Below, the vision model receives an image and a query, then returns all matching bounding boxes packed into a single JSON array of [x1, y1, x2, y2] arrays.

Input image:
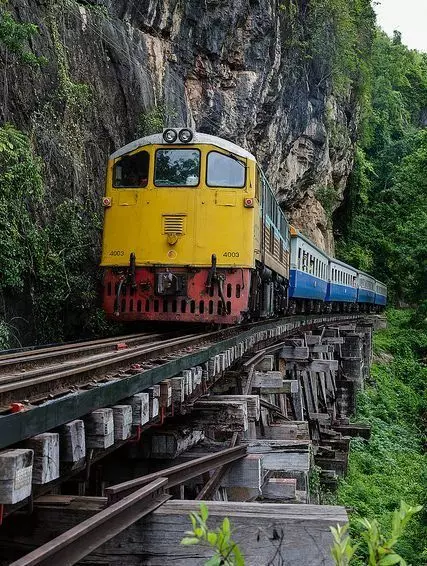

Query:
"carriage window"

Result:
[[113, 151, 150, 188], [298, 247, 302, 270], [302, 252, 308, 271], [154, 149, 200, 187], [207, 151, 246, 188]]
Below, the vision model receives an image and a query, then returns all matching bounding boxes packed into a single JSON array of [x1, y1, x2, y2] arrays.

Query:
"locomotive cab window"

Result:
[[154, 149, 200, 187], [113, 151, 149, 188], [207, 151, 246, 188]]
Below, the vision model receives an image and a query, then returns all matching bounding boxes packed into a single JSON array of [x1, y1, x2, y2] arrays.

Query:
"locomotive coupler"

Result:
[[206, 254, 228, 315]]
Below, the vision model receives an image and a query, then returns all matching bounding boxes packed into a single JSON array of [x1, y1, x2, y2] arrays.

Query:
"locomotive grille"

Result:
[[162, 214, 186, 234]]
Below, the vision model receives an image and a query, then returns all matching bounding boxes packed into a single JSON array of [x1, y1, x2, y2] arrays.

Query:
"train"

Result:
[[100, 128, 387, 324]]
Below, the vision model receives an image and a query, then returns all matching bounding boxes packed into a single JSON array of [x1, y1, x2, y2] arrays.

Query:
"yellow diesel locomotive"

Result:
[[100, 128, 290, 324]]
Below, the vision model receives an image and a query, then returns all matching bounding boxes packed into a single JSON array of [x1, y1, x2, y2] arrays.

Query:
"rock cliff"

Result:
[[0, 0, 363, 343], [1, 0, 357, 248]]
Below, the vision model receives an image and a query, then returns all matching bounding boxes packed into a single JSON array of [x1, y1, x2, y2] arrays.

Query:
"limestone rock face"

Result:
[[0, 0, 357, 258]]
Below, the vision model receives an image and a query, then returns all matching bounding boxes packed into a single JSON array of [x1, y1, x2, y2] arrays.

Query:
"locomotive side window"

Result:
[[154, 149, 200, 187], [207, 151, 246, 188], [113, 151, 149, 188]]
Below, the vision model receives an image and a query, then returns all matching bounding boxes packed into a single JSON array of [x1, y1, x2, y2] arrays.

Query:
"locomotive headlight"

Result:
[[178, 128, 193, 143], [163, 128, 178, 143], [103, 197, 112, 207]]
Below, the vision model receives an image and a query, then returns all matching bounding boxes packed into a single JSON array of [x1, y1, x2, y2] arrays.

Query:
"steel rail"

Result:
[[105, 444, 247, 503], [9, 446, 247, 565], [9, 478, 169, 566], [0, 332, 165, 369], [0, 326, 207, 370], [195, 433, 240, 501], [0, 332, 147, 362], [0, 331, 211, 405], [0, 332, 203, 389]]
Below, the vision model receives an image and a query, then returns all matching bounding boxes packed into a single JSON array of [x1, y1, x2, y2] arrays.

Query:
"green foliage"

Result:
[[331, 523, 359, 566], [279, 0, 375, 95], [307, 0, 375, 96], [0, 124, 44, 291], [0, 1, 46, 67], [316, 185, 340, 221], [181, 503, 245, 566], [336, 310, 427, 565], [136, 104, 176, 138], [47, 2, 92, 111], [336, 31, 427, 304], [331, 502, 423, 565], [0, 124, 113, 347], [30, 198, 103, 343]]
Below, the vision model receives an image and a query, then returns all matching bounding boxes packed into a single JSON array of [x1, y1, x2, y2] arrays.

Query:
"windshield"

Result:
[[206, 151, 246, 187], [154, 149, 200, 187], [113, 151, 149, 188]]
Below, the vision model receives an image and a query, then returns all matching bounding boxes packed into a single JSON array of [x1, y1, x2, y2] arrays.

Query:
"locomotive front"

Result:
[[100, 129, 259, 324]]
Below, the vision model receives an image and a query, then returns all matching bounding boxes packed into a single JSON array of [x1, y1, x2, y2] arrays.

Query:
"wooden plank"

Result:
[[255, 355, 274, 372], [304, 335, 321, 345], [221, 454, 263, 490], [211, 395, 260, 421], [301, 372, 315, 415], [112, 405, 132, 441], [150, 428, 204, 459], [85, 409, 114, 450], [192, 401, 248, 432], [58, 420, 86, 463], [308, 345, 333, 353], [24, 433, 60, 485], [279, 346, 310, 359], [124, 394, 150, 426], [309, 372, 319, 413], [323, 337, 344, 344], [0, 449, 33, 504], [0, 500, 347, 566], [244, 440, 311, 472], [309, 360, 339, 372], [253, 371, 283, 389], [262, 477, 297, 501]]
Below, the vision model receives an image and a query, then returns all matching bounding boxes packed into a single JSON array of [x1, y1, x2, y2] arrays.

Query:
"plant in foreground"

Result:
[[182, 501, 421, 565], [330, 501, 423, 565], [181, 502, 244, 566]]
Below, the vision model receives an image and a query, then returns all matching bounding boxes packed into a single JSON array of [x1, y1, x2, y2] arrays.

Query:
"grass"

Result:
[[335, 308, 427, 565]]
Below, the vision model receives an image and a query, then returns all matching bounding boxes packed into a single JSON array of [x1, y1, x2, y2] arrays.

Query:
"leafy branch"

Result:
[[331, 501, 423, 565], [181, 503, 245, 566]]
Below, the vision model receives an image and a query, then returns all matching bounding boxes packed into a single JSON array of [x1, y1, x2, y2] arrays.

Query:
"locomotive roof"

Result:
[[110, 132, 256, 161]]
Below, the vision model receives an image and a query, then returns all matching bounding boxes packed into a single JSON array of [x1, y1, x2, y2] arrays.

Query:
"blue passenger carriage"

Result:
[[374, 280, 387, 311], [326, 259, 358, 311], [357, 271, 376, 309], [289, 227, 329, 312]]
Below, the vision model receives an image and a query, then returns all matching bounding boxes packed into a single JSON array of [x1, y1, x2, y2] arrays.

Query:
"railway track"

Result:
[[0, 328, 207, 370], [0, 328, 216, 411], [0, 314, 372, 412], [0, 313, 374, 449]]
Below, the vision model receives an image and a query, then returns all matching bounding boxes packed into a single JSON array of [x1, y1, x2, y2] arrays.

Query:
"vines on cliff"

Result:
[[0, 124, 107, 347], [0, 0, 45, 67], [280, 0, 375, 97]]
